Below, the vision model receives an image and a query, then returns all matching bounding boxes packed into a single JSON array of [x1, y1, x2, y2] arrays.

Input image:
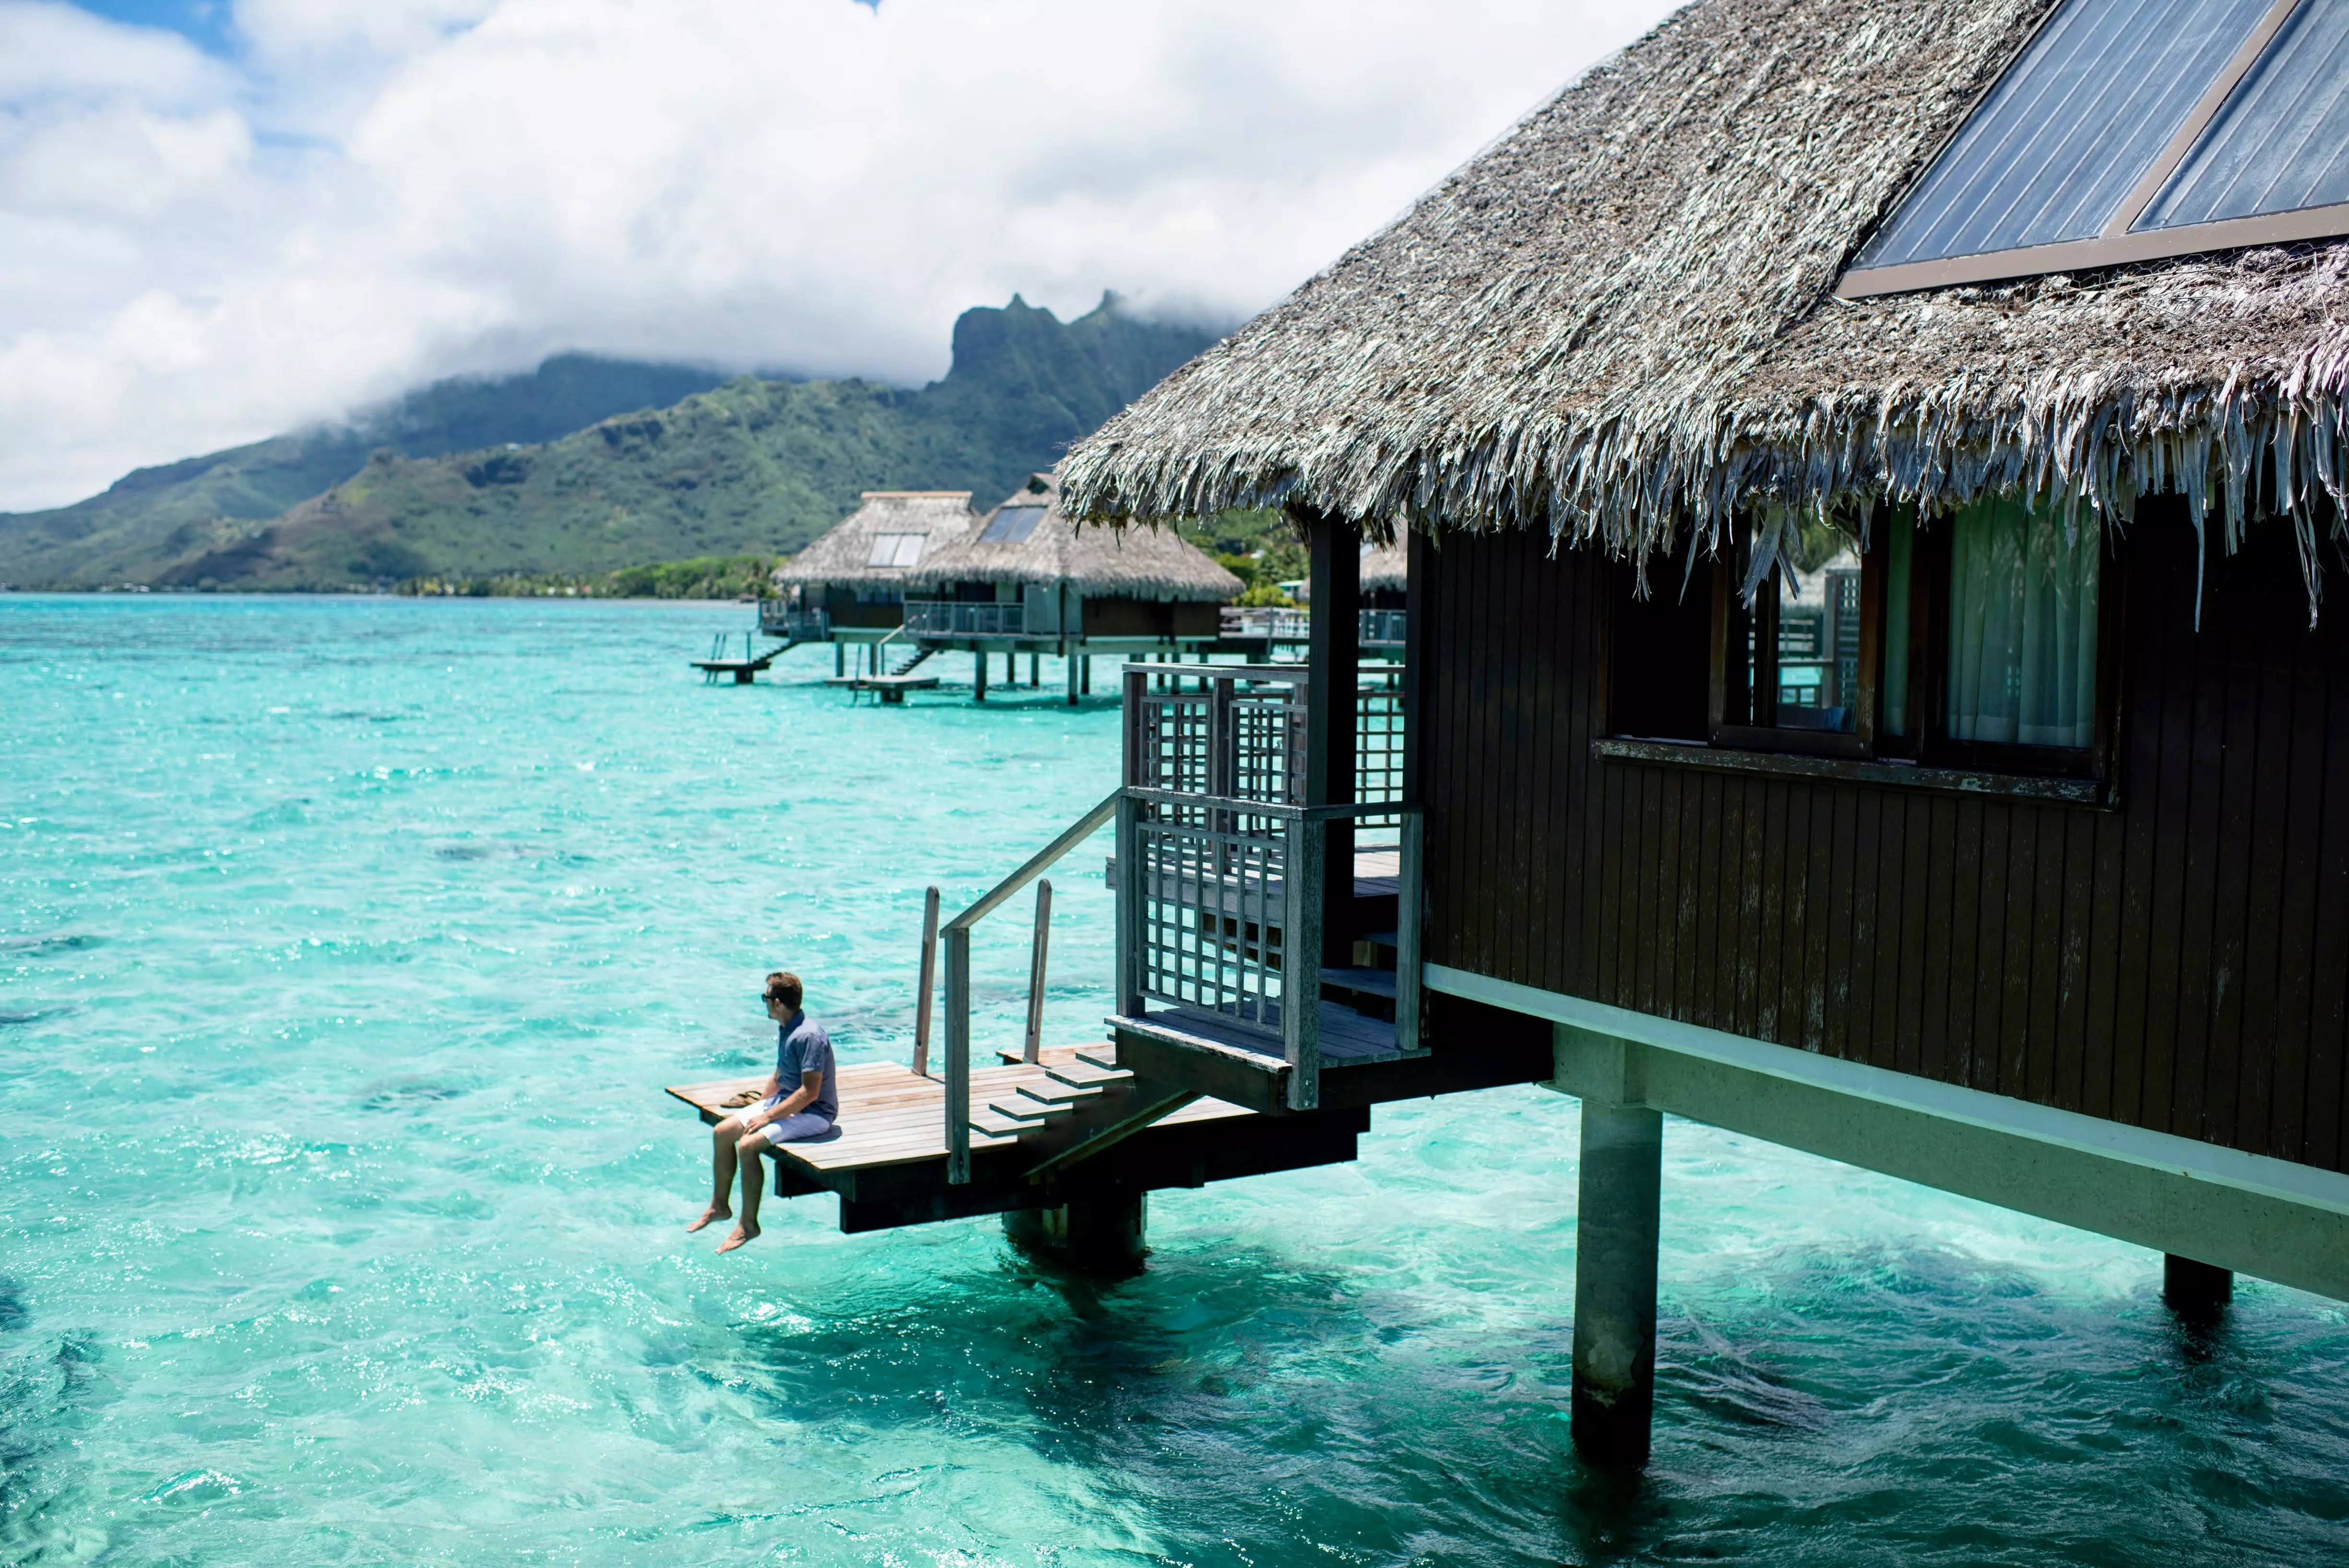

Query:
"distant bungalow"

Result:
[[902, 473, 1240, 699], [767, 491, 980, 673]]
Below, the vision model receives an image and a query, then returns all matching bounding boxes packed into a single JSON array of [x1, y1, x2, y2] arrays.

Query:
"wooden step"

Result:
[[989, 1092, 1070, 1120], [1016, 1079, 1103, 1107], [1046, 1060, 1134, 1089], [1075, 1045, 1121, 1071], [969, 1106, 1046, 1137], [1322, 965, 1399, 999]]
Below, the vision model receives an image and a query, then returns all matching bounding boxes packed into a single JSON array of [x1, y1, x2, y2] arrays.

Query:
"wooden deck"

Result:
[[667, 1045, 1250, 1174], [820, 672, 942, 702], [668, 1043, 1368, 1234]]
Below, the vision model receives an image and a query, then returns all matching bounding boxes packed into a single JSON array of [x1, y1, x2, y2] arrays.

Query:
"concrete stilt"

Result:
[[1029, 653, 1040, 687], [1081, 655, 1091, 695], [834, 642, 845, 677], [1572, 1099, 1663, 1469], [2164, 1253, 2232, 1324], [1005, 1191, 1147, 1274], [1065, 649, 1080, 705], [974, 649, 987, 702]]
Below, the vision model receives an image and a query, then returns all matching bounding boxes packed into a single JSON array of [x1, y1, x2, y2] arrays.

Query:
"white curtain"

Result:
[[1946, 498, 2100, 748]]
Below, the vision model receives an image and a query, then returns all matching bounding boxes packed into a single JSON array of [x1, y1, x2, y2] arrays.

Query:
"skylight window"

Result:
[[2137, 0, 2349, 229], [1840, 0, 2349, 297], [866, 533, 925, 568], [979, 505, 1047, 544]]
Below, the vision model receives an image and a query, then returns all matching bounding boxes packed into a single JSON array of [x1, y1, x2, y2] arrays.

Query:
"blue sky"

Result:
[[66, 2, 237, 52], [0, 0, 1668, 510]]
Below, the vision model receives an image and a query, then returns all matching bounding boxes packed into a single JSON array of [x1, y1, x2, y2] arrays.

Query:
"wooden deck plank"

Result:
[[666, 1045, 1255, 1178]]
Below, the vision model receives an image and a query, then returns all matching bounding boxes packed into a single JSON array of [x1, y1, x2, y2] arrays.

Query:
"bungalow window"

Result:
[[867, 533, 926, 568], [1615, 499, 2118, 783]]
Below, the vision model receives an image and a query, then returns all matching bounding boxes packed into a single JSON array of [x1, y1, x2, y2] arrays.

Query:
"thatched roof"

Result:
[[1060, 0, 2349, 605], [772, 492, 978, 590], [1362, 543, 1407, 594], [907, 474, 1243, 601]]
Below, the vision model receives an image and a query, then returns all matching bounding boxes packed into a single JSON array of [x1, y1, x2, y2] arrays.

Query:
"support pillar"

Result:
[[1298, 505, 1362, 966], [974, 649, 987, 702], [1029, 653, 1040, 687], [1004, 1191, 1147, 1274], [1005, 650, 1016, 687], [1081, 655, 1092, 695], [2164, 1253, 2232, 1325], [1572, 1099, 1662, 1469], [1065, 647, 1080, 705], [834, 641, 845, 678]]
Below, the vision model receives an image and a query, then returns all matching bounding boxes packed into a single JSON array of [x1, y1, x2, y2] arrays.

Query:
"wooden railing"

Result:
[[757, 601, 829, 640], [903, 601, 1030, 638], [937, 788, 1122, 1183], [1117, 788, 1419, 1109]]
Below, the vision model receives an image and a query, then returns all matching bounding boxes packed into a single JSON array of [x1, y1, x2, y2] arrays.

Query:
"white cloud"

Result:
[[0, 0, 1676, 510]]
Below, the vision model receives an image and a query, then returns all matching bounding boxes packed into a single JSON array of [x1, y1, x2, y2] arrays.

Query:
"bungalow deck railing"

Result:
[[1117, 663, 1421, 1108], [937, 788, 1122, 1183], [929, 661, 1418, 1173], [1215, 606, 1410, 649], [903, 601, 1031, 639], [1220, 606, 1313, 641], [756, 601, 830, 641]]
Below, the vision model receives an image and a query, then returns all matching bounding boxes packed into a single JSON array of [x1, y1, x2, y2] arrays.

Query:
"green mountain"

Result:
[[0, 293, 1219, 591], [0, 356, 736, 590]]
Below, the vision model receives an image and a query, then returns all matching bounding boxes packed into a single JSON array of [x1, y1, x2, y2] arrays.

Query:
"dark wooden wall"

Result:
[[1415, 503, 2349, 1173]]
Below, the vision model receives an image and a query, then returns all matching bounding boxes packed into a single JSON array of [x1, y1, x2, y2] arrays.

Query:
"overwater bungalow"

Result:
[[900, 473, 1241, 699], [765, 490, 980, 674], [676, 0, 2349, 1473]]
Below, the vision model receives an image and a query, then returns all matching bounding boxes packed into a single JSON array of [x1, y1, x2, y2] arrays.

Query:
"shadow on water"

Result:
[[0, 934, 105, 955], [724, 1236, 1612, 1565], [357, 1077, 469, 1112], [0, 1302, 108, 1567], [712, 1227, 2349, 1565]]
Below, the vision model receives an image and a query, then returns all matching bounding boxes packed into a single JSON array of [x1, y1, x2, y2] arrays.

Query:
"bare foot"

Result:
[[716, 1222, 760, 1254], [686, 1205, 731, 1234]]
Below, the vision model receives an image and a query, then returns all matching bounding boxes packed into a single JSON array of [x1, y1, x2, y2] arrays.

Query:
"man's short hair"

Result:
[[766, 971, 802, 1009]]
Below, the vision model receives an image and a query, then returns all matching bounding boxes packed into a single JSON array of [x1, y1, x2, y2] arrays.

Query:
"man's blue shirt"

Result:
[[776, 1011, 839, 1121]]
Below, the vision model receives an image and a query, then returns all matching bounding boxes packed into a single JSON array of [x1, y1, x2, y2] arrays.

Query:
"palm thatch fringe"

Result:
[[1058, 0, 2349, 619]]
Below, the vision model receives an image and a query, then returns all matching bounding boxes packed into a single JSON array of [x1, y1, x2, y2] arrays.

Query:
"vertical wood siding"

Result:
[[1418, 506, 2349, 1173]]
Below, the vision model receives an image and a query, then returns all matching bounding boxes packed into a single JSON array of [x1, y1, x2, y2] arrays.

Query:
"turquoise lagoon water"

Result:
[[3, 593, 2347, 1567]]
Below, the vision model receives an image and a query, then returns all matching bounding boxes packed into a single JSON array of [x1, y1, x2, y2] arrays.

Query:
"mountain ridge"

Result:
[[0, 293, 1221, 590]]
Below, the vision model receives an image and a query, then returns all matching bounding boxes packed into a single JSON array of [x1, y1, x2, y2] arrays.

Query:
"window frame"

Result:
[[1837, 0, 2334, 300], [1707, 531, 1886, 761], [1676, 506, 2123, 787]]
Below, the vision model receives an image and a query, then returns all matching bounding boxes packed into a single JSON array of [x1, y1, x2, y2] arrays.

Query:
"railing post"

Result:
[[1397, 812, 1424, 1055], [1283, 811, 1323, 1111], [912, 885, 939, 1076], [1114, 791, 1141, 1016], [945, 925, 972, 1184], [1024, 879, 1051, 1064]]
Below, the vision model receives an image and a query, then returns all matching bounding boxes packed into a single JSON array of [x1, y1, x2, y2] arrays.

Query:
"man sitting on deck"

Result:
[[689, 971, 839, 1253]]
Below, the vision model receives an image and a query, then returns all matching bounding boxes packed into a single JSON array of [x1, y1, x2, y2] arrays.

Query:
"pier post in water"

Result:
[[974, 649, 987, 702], [2164, 1253, 2232, 1325], [1573, 1098, 1663, 1468], [1004, 1191, 1147, 1274], [1066, 648, 1080, 704]]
